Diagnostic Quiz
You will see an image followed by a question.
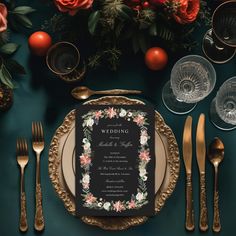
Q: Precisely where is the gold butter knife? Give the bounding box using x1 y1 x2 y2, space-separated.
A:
196 113 208 231
183 116 194 231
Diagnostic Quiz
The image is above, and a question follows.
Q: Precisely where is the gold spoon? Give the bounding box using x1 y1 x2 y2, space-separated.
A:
71 86 142 100
208 137 224 233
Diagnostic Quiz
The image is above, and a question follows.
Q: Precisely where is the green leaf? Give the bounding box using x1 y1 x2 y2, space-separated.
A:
132 36 140 54
13 6 36 15
118 8 131 21
15 14 33 28
115 22 124 37
0 65 14 89
8 16 20 32
5 59 26 75
88 11 100 35
8 0 16 9
117 5 133 21
0 43 19 55
138 34 148 53
156 25 175 41
149 24 157 36
120 5 133 16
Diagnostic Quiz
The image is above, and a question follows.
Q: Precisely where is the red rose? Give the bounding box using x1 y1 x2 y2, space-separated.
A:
173 0 200 24
54 0 93 16
0 3 7 32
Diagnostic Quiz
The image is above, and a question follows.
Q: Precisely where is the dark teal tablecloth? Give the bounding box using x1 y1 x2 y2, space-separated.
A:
1 1 236 236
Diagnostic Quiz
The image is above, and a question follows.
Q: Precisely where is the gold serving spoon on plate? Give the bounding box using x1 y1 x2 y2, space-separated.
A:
71 86 142 100
208 137 224 233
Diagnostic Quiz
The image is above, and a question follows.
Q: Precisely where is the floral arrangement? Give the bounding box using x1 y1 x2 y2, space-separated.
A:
0 0 35 89
54 0 200 24
47 0 210 70
80 107 151 212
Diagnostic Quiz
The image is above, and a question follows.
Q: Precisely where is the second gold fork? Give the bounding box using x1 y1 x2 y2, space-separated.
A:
32 122 45 231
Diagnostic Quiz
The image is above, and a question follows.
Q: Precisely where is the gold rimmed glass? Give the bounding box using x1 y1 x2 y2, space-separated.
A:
46 41 86 82
202 1 236 64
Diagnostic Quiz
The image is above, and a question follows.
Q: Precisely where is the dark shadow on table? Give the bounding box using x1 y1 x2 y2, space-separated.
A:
28 55 81 125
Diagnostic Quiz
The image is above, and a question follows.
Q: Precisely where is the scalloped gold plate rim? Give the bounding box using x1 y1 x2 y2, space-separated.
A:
48 96 180 230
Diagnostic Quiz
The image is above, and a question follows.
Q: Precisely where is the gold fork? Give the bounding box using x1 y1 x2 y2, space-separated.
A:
32 122 45 231
16 138 29 232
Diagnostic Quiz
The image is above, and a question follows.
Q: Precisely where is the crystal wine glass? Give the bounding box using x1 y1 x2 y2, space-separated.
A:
162 55 216 115
210 77 236 130
202 1 236 64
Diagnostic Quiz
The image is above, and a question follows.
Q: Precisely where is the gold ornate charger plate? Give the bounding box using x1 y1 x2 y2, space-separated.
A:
49 96 180 230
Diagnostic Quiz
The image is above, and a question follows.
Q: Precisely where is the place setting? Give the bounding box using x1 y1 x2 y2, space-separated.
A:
48 96 180 230
0 1 236 236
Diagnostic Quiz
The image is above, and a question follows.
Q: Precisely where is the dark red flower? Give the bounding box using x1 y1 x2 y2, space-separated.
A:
173 0 200 24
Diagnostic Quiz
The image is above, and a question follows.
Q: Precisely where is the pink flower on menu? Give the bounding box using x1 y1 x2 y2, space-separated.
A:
113 201 125 212
85 193 97 204
133 114 145 126
80 154 91 166
139 150 151 162
107 107 117 119
82 182 90 189
128 199 136 209
94 110 102 119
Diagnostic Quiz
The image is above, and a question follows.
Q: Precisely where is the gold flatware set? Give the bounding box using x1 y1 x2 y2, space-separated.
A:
16 116 224 233
183 114 224 232
17 122 45 232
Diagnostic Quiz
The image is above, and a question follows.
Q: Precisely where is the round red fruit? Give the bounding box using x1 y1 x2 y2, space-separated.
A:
143 1 150 8
145 47 168 71
28 31 52 56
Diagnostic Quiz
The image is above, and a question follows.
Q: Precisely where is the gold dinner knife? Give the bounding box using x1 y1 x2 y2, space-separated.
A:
183 116 194 231
196 113 208 231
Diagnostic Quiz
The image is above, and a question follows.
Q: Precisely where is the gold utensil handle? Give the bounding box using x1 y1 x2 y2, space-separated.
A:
20 192 28 232
186 173 195 231
199 173 208 231
34 184 45 231
213 166 221 232
95 89 142 95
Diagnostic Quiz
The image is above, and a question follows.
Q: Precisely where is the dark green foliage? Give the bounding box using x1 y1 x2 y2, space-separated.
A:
0 1 35 89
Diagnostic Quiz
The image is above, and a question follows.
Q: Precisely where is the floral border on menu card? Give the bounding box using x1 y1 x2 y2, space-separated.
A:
79 107 151 212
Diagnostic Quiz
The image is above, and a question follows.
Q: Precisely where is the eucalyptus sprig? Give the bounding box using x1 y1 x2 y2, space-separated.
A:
8 5 36 30
0 42 26 88
0 1 35 89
